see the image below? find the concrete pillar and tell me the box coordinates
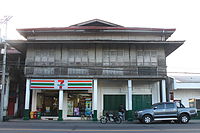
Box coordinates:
[127,80,133,121]
[31,90,37,112]
[93,79,98,121]
[162,80,167,102]
[152,82,160,104]
[58,90,63,121]
[24,79,31,120]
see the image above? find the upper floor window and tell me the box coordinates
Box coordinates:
[103,49,124,63]
[35,49,55,62]
[70,49,88,58]
[137,50,157,66]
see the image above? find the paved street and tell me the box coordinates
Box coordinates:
[0,119,200,133]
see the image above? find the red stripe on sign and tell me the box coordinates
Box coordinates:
[68,87,92,89]
[31,86,54,89]
[31,80,54,82]
[68,81,92,82]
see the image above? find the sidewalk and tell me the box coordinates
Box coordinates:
[6,118,200,124]
[8,119,98,123]
[4,118,136,124]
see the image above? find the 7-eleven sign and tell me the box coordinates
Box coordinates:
[30,79,93,90]
[55,80,67,90]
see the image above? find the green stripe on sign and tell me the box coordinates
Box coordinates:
[31,83,54,86]
[68,83,92,86]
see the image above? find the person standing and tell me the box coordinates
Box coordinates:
[118,104,126,120]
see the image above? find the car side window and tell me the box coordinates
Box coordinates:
[166,103,175,109]
[155,104,165,109]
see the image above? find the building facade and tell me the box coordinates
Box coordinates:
[172,76,200,119]
[9,19,184,121]
[0,43,24,120]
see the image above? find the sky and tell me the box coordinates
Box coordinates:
[0,0,200,75]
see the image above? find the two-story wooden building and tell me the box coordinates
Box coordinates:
[8,19,184,121]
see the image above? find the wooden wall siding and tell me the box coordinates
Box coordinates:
[27,32,163,41]
[102,68,124,76]
[25,44,167,78]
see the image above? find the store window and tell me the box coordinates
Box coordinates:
[196,99,200,109]
[37,90,59,116]
[189,99,196,108]
[189,98,200,109]
[67,93,92,117]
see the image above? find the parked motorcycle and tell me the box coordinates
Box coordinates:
[100,112,122,124]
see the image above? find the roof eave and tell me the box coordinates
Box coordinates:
[165,41,185,56]
[17,28,175,39]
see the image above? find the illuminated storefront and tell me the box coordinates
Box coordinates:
[26,79,95,120]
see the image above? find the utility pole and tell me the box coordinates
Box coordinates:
[0,15,12,121]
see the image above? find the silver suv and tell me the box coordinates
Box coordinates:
[135,102,197,124]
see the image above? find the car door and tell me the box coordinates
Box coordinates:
[153,103,165,118]
[165,103,177,117]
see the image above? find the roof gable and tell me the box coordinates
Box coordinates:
[70,19,123,27]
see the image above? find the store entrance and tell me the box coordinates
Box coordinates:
[37,90,59,116]
[67,92,92,117]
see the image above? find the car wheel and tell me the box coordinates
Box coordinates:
[179,114,189,124]
[142,115,153,124]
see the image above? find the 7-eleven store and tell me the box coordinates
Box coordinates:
[24,79,97,121]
